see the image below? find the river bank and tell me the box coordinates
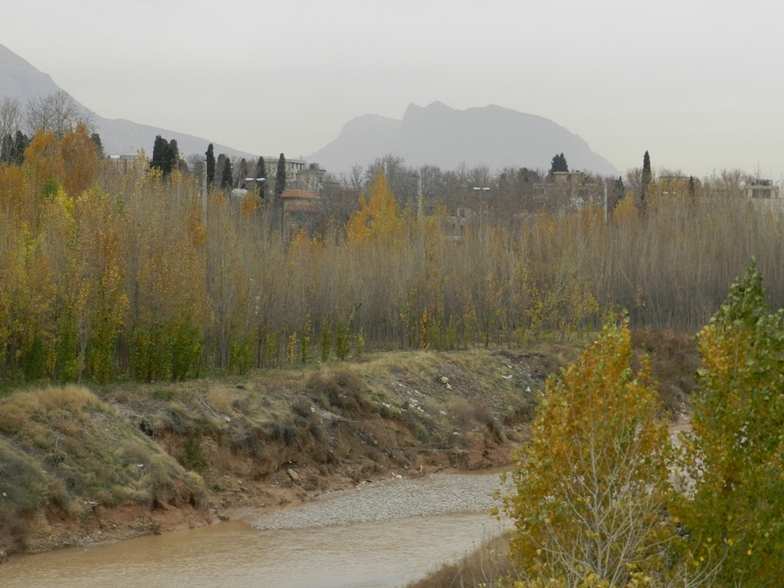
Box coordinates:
[0,347,563,560]
[0,471,512,588]
[0,334,698,561]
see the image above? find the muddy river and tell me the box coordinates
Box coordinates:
[0,472,510,588]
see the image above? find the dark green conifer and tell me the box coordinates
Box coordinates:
[275,153,286,197]
[255,156,267,200]
[641,150,652,202]
[206,143,216,191]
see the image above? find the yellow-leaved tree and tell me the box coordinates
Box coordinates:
[502,315,708,587]
[674,258,784,587]
[344,170,404,246]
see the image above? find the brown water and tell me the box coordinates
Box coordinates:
[0,513,507,588]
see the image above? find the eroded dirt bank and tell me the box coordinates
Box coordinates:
[0,334,698,560]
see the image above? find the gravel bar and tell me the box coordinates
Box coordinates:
[248,472,510,530]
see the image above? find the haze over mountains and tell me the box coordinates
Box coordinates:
[1,43,618,176]
[0,44,252,159]
[308,102,618,176]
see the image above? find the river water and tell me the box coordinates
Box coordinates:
[0,473,510,588]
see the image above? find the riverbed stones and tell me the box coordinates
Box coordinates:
[248,471,509,531]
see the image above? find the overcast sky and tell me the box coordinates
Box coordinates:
[2,0,782,179]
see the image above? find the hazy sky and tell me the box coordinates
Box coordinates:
[3,0,782,178]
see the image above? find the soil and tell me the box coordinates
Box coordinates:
[0,335,700,561]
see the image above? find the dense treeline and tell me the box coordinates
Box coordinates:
[1,126,783,384]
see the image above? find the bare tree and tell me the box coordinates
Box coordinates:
[26,91,92,139]
[624,166,642,199]
[315,175,360,231]
[0,97,23,139]
[0,97,26,164]
[365,154,420,209]
[345,164,365,194]
[702,168,752,198]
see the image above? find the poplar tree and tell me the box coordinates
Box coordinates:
[677,258,784,587]
[503,315,682,586]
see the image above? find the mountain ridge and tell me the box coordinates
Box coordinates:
[2,44,617,176]
[0,43,254,160]
[309,101,618,176]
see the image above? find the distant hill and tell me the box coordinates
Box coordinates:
[0,43,253,159]
[308,101,618,176]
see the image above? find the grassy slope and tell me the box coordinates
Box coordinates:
[0,334,698,559]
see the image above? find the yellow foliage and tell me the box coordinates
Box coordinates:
[504,315,673,585]
[61,123,99,196]
[345,170,404,246]
[22,129,65,198]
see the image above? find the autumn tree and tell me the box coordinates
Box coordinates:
[61,123,100,196]
[502,315,702,586]
[676,258,784,587]
[344,170,404,246]
[365,154,419,209]
[22,129,65,198]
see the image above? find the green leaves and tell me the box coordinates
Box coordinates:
[677,258,784,587]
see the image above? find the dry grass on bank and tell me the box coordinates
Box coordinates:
[407,532,515,588]
[0,385,206,547]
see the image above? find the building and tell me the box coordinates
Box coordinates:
[536,170,603,209]
[263,158,327,192]
[280,189,320,234]
[745,179,780,200]
[281,189,319,214]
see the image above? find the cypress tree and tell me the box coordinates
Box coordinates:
[549,153,568,174]
[237,158,248,189]
[150,136,178,176]
[90,133,104,158]
[275,153,286,197]
[150,135,167,173]
[206,144,216,191]
[12,131,28,165]
[167,139,179,174]
[221,157,233,190]
[641,150,652,202]
[254,156,267,200]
